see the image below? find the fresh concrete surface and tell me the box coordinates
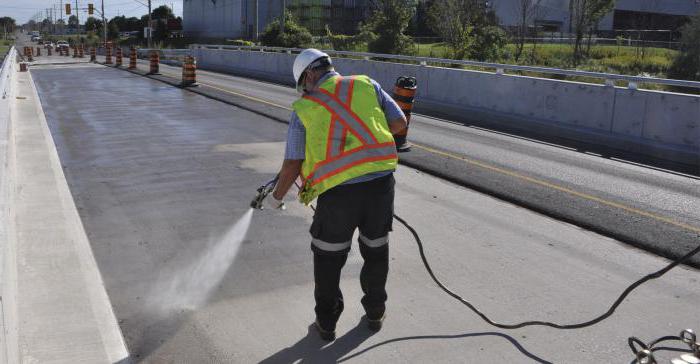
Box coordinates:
[5,67,128,363]
[128,58,700,266]
[30,63,700,363]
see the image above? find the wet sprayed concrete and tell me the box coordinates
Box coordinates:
[30,64,700,363]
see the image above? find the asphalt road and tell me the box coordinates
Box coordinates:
[130,58,700,267]
[29,60,700,363]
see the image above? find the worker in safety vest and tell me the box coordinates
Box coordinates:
[266,49,407,341]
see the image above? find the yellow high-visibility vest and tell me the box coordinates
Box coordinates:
[293,75,398,204]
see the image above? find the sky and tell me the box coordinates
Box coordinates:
[1,0,183,24]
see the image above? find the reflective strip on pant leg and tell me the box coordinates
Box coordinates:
[359,234,388,248]
[312,238,352,252]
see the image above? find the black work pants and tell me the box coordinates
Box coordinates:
[310,174,394,331]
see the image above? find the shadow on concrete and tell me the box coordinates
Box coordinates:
[336,331,553,364]
[260,319,378,363]
[120,308,194,362]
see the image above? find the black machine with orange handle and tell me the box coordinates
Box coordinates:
[392,76,417,152]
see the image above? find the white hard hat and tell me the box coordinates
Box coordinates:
[293,48,331,93]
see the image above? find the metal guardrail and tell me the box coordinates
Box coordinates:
[190,44,700,90]
[137,48,190,61]
[1,46,17,100]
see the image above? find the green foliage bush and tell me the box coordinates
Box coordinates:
[325,25,377,51]
[260,13,312,48]
[363,0,415,55]
[230,39,255,46]
[471,26,507,61]
[668,12,700,81]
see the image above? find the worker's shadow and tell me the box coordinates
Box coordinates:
[260,320,553,364]
[259,318,378,364]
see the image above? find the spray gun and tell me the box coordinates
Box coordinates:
[250,175,284,210]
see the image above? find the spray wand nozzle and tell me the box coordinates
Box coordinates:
[250,175,280,209]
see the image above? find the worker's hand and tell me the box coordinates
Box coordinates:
[263,195,286,211]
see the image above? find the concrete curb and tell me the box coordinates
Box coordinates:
[2,66,130,363]
[0,46,18,364]
[29,69,131,363]
[106,62,700,269]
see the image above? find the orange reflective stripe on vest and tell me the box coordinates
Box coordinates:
[293,75,398,204]
[301,77,395,188]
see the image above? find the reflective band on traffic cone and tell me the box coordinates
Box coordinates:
[105,44,113,65]
[392,76,417,152]
[90,47,96,62]
[128,47,137,69]
[36,46,41,56]
[181,55,197,87]
[115,47,123,67]
[149,51,160,74]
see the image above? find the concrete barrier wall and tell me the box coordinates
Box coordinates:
[0,47,17,363]
[191,48,699,164]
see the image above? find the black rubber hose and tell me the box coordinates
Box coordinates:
[393,213,700,330]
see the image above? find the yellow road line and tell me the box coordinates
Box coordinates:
[157,67,700,235]
[155,65,293,111]
[202,83,292,111]
[411,143,700,234]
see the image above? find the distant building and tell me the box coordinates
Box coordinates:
[287,0,370,34]
[491,0,700,34]
[183,0,368,39]
[183,0,700,40]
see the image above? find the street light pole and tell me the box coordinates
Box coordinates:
[147,0,152,48]
[254,0,258,41]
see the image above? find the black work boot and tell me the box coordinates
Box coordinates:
[367,313,385,332]
[314,319,336,341]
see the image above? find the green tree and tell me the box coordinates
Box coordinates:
[0,17,17,38]
[107,21,119,41]
[427,0,504,60]
[85,16,103,33]
[513,0,542,62]
[428,0,483,59]
[325,24,377,51]
[124,17,142,31]
[154,19,169,41]
[668,12,700,82]
[407,0,435,36]
[260,12,312,48]
[68,15,79,30]
[151,5,175,20]
[364,0,416,54]
[471,26,508,61]
[41,18,52,32]
[570,0,615,64]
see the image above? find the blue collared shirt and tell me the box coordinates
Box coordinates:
[285,72,404,184]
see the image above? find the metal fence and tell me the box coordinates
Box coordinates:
[189,44,700,90]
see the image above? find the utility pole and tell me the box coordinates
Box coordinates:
[75,0,80,33]
[147,0,152,48]
[101,0,106,44]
